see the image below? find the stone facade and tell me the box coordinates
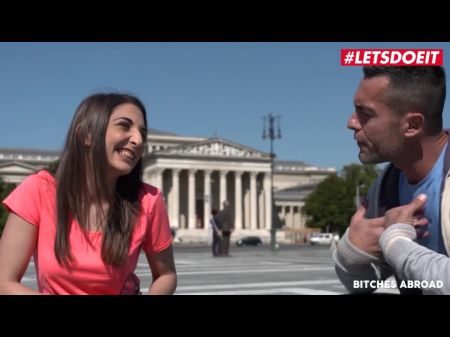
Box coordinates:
[0,129,335,242]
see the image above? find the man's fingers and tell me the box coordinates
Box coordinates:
[351,202,383,228]
[360,196,368,209]
[413,218,429,227]
[407,194,427,215]
[366,215,384,224]
[416,228,430,239]
[353,202,368,219]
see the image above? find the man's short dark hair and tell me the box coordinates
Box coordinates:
[363,66,446,135]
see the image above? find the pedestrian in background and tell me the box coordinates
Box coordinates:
[217,200,234,256]
[330,233,339,251]
[210,209,222,257]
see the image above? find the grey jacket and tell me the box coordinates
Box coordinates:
[217,207,234,231]
[333,137,450,294]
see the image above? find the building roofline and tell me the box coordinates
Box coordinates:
[0,148,61,156]
[0,161,39,170]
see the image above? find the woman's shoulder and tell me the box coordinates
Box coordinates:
[35,170,56,187]
[138,182,162,202]
[20,170,55,188]
[4,170,56,209]
[35,169,56,181]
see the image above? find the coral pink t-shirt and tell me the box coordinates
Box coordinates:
[2,170,173,295]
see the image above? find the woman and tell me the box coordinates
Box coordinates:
[0,93,176,294]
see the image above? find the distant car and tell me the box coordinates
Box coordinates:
[309,233,339,245]
[236,236,262,247]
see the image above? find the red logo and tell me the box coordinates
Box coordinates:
[341,49,443,66]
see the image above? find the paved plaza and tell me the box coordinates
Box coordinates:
[21,244,356,294]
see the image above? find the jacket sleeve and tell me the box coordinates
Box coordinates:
[333,229,393,294]
[380,223,450,295]
[333,172,395,294]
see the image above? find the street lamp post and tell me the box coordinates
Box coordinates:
[355,183,365,209]
[262,113,281,251]
[355,184,360,209]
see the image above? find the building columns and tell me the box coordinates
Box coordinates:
[171,169,180,229]
[298,205,303,229]
[289,205,294,227]
[203,170,212,231]
[258,183,265,230]
[155,168,163,190]
[188,169,196,230]
[234,171,243,230]
[250,172,258,230]
[149,168,276,233]
[219,170,227,207]
[264,172,272,231]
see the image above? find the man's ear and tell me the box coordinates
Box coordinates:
[404,112,425,137]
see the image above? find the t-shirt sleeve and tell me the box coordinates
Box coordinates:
[142,189,173,254]
[2,173,43,227]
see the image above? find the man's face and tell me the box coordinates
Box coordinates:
[347,76,406,164]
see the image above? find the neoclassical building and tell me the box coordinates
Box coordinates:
[0,129,335,242]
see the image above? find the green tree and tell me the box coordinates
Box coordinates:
[302,174,352,234]
[0,178,16,235]
[0,160,59,236]
[340,163,379,201]
[302,164,380,235]
[46,159,59,175]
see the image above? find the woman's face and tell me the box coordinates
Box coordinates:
[104,103,147,179]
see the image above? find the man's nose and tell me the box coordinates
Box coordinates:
[347,112,360,131]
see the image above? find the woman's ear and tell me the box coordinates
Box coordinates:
[75,124,92,146]
[404,112,425,137]
[84,134,92,146]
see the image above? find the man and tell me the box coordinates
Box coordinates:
[334,66,450,294]
[209,209,222,257]
[217,200,234,256]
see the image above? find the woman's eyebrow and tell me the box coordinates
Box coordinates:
[113,117,133,123]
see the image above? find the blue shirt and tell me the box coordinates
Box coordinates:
[399,142,448,256]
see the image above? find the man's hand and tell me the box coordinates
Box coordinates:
[384,194,429,238]
[347,200,385,257]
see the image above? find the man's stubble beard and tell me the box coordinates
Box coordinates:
[358,140,404,165]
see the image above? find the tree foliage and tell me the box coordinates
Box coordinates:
[0,178,16,235]
[0,160,60,236]
[303,164,379,235]
[46,159,59,175]
[340,163,379,199]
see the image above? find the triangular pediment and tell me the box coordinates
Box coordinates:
[157,138,271,159]
[0,161,38,174]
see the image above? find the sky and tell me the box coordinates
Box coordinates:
[1,42,449,172]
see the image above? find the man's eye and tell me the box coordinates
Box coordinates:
[358,110,371,118]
